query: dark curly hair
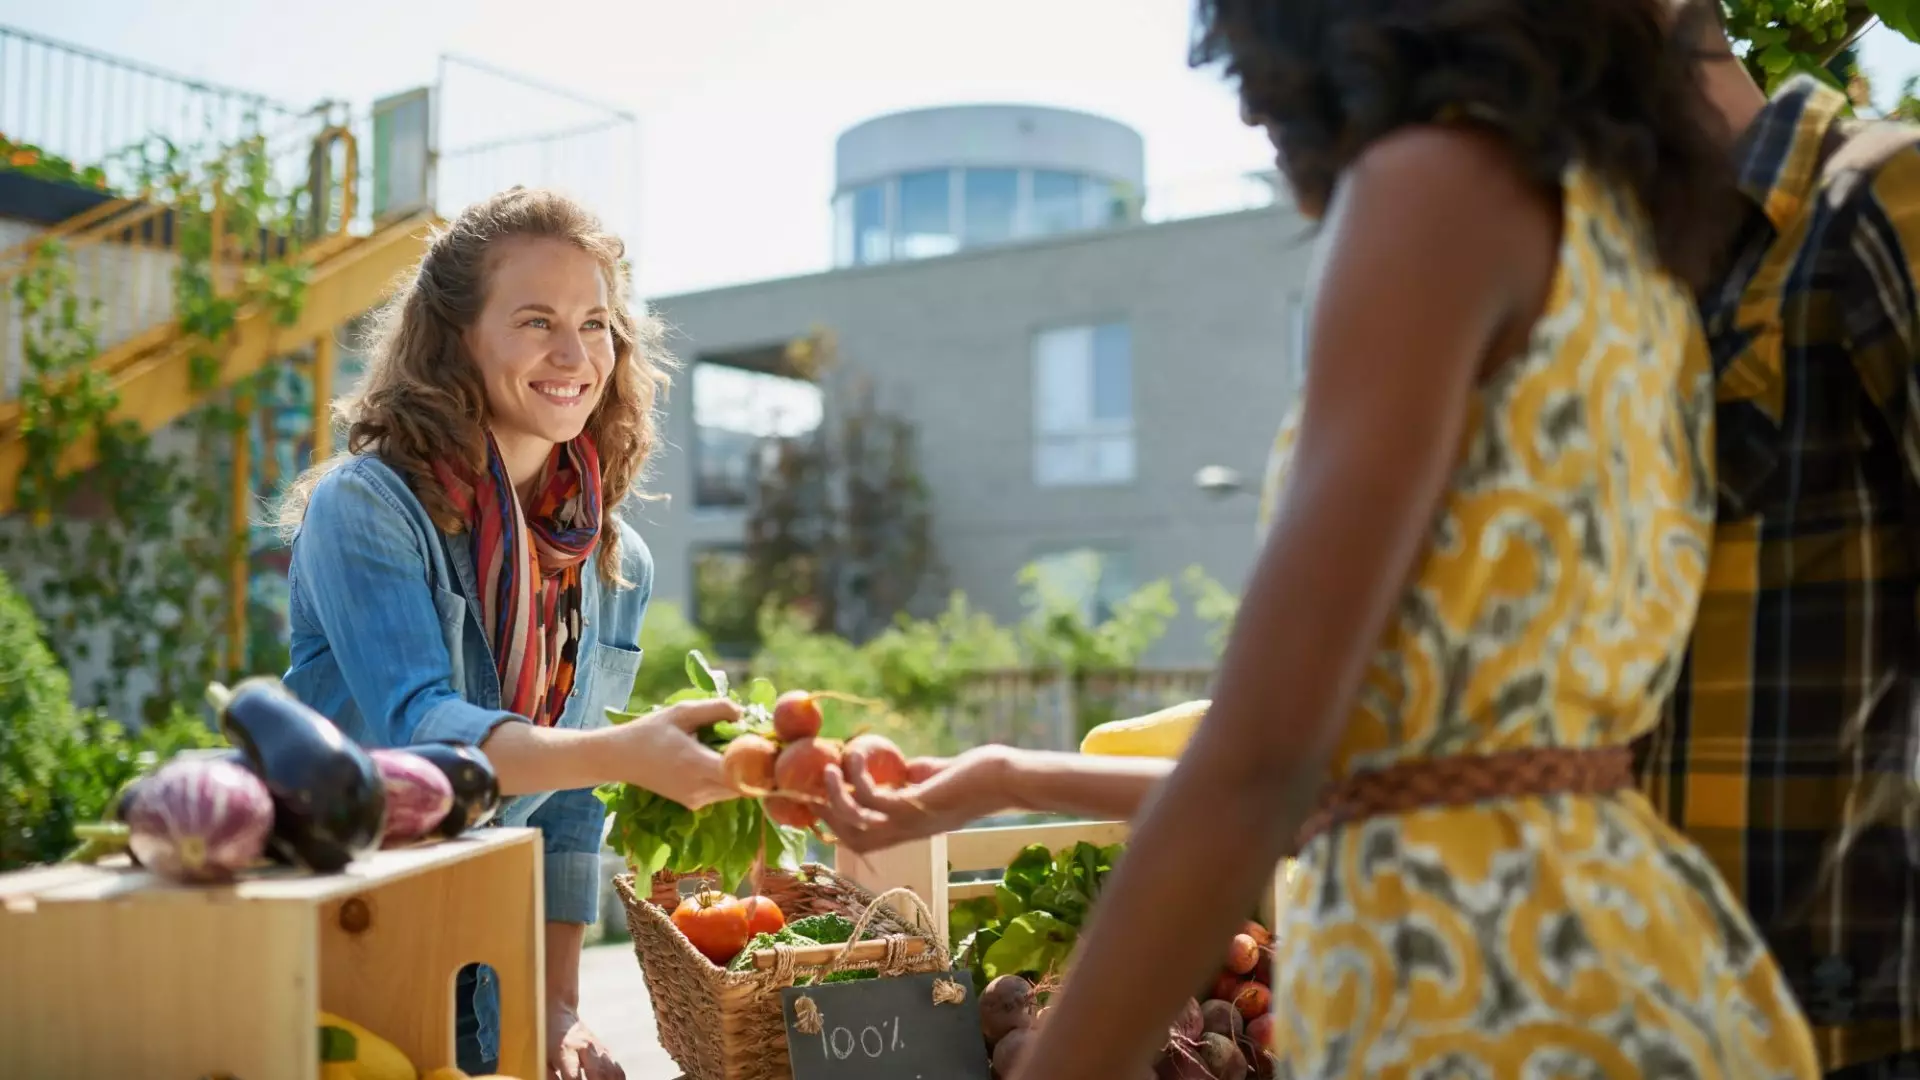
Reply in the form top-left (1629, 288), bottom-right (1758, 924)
top-left (1192, 0), bottom-right (1737, 287)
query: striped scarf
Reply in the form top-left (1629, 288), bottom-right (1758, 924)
top-left (433, 433), bottom-right (603, 726)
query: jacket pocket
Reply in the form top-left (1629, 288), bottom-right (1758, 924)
top-left (567, 643), bottom-right (642, 730)
top-left (433, 586), bottom-right (470, 688)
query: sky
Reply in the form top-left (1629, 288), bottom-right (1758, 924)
top-left (6, 1), bottom-right (1920, 299)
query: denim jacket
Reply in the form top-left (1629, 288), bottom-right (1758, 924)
top-left (284, 453), bottom-right (650, 1069)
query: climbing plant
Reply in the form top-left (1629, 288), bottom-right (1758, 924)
top-left (2, 131), bottom-right (312, 724)
top-left (1723, 1), bottom-right (1920, 92)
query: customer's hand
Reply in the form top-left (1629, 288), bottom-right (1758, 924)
top-left (819, 744), bottom-right (1016, 853)
top-left (605, 697), bottom-right (742, 810)
top-left (548, 1000), bottom-right (624, 1080)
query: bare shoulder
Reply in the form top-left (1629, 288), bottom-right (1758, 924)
top-left (1324, 125), bottom-right (1561, 344)
top-left (1338, 125), bottom-right (1557, 247)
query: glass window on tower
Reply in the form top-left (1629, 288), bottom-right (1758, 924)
top-left (963, 168), bottom-right (1019, 246)
top-left (896, 169), bottom-right (957, 259)
top-left (1031, 170), bottom-right (1087, 236)
top-left (852, 183), bottom-right (888, 266)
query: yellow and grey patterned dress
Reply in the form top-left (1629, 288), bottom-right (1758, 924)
top-left (1259, 165), bottom-right (1820, 1078)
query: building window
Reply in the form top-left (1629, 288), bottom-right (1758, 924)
top-left (1033, 321), bottom-right (1134, 487)
top-left (692, 360), bottom-right (824, 509)
top-left (896, 169), bottom-right (957, 259)
top-left (1028, 545), bottom-right (1135, 625)
top-left (852, 183), bottom-right (888, 266)
top-left (1031, 170), bottom-right (1087, 236)
top-left (963, 168), bottom-right (1018, 246)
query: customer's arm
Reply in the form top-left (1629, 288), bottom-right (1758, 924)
top-left (820, 747), bottom-right (1173, 852)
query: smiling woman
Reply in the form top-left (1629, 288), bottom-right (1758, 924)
top-left (271, 188), bottom-right (744, 1080)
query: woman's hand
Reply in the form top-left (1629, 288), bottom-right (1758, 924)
top-left (603, 697), bottom-right (742, 810)
top-left (819, 745), bottom-right (1015, 853)
top-left (548, 1000), bottom-right (624, 1080)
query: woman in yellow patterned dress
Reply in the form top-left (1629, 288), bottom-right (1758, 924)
top-left (983, 1), bottom-right (1824, 1077)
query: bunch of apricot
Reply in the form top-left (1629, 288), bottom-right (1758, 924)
top-left (721, 691), bottom-right (910, 830)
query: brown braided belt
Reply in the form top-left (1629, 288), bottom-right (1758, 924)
top-left (1292, 744), bottom-right (1635, 852)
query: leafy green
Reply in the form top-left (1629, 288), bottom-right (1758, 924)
top-left (787, 913), bottom-right (858, 944)
top-left (727, 927), bottom-right (822, 972)
top-left (596, 650), bottom-right (808, 891)
top-left (722, 913), bottom-right (877, 983)
top-left (983, 911), bottom-right (1079, 982)
top-left (954, 840), bottom-right (1124, 987)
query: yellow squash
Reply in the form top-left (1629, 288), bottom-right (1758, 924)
top-left (1078, 698), bottom-right (1211, 759)
top-left (318, 1010), bottom-right (417, 1080)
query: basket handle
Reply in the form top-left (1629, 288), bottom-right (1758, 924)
top-left (824, 886), bottom-right (949, 975)
top-left (750, 885), bottom-right (951, 978)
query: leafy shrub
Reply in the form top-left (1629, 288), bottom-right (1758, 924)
top-left (0, 568), bottom-right (223, 871)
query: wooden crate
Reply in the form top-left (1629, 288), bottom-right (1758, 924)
top-left (0, 827), bottom-right (545, 1080)
top-left (836, 819), bottom-right (1288, 947)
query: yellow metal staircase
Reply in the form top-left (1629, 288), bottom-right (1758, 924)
top-left (0, 206), bottom-right (435, 513)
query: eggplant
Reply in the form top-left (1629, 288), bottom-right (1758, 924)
top-left (368, 748), bottom-right (455, 846)
top-left (406, 742), bottom-right (503, 837)
top-left (208, 676), bottom-right (386, 872)
top-left (123, 756), bottom-right (275, 884)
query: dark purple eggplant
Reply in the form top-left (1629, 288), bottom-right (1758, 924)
top-left (208, 676), bottom-right (386, 872)
top-left (407, 742), bottom-right (503, 837)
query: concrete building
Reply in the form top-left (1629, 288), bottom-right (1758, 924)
top-left (633, 104), bottom-right (1317, 664)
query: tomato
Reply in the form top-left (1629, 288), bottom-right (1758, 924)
top-left (741, 895), bottom-right (786, 937)
top-left (671, 890), bottom-right (751, 965)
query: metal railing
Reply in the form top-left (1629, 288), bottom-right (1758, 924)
top-left (432, 52), bottom-right (641, 243)
top-left (0, 109), bottom-right (363, 402)
top-left (0, 26), bottom-right (309, 192)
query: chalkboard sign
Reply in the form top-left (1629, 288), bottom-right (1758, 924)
top-left (780, 970), bottom-right (991, 1080)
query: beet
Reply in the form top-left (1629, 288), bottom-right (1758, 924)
top-left (843, 733), bottom-right (910, 788)
top-left (1172, 997), bottom-right (1205, 1042)
top-left (991, 1028), bottom-right (1030, 1078)
top-left (1225, 933), bottom-right (1259, 975)
top-left (1233, 981), bottom-right (1271, 1022)
top-left (1202, 998), bottom-right (1243, 1041)
top-left (772, 691), bottom-right (823, 741)
top-left (124, 756), bottom-right (274, 884)
top-left (1156, 1037), bottom-right (1216, 1080)
top-left (211, 676), bottom-right (386, 871)
top-left (1244, 1014), bottom-right (1277, 1077)
top-left (369, 749), bottom-right (455, 846)
top-left (722, 734), bottom-right (779, 794)
top-left (980, 975), bottom-right (1035, 1046)
top-left (773, 736), bottom-right (842, 798)
top-left (406, 742), bottom-right (501, 836)
top-left (1197, 1032), bottom-right (1249, 1080)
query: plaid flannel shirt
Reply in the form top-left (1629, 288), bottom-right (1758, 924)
top-left (1639, 76), bottom-right (1920, 1072)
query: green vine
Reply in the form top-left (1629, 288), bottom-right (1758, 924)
top-left (2, 132), bottom-right (311, 724)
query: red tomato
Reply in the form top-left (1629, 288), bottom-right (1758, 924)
top-left (741, 896), bottom-right (787, 937)
top-left (671, 891), bottom-right (751, 965)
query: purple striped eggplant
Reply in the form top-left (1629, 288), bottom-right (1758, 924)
top-left (123, 756), bottom-right (274, 883)
top-left (369, 748), bottom-right (456, 846)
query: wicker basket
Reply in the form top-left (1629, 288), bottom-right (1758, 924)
top-left (616, 864), bottom-right (954, 1080)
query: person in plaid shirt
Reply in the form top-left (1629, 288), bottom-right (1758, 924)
top-left (1640, 17), bottom-right (1920, 1079)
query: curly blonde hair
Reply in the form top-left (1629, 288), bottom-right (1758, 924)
top-left (278, 187), bottom-right (674, 585)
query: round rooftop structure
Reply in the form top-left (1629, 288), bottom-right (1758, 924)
top-left (832, 104), bottom-right (1147, 268)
